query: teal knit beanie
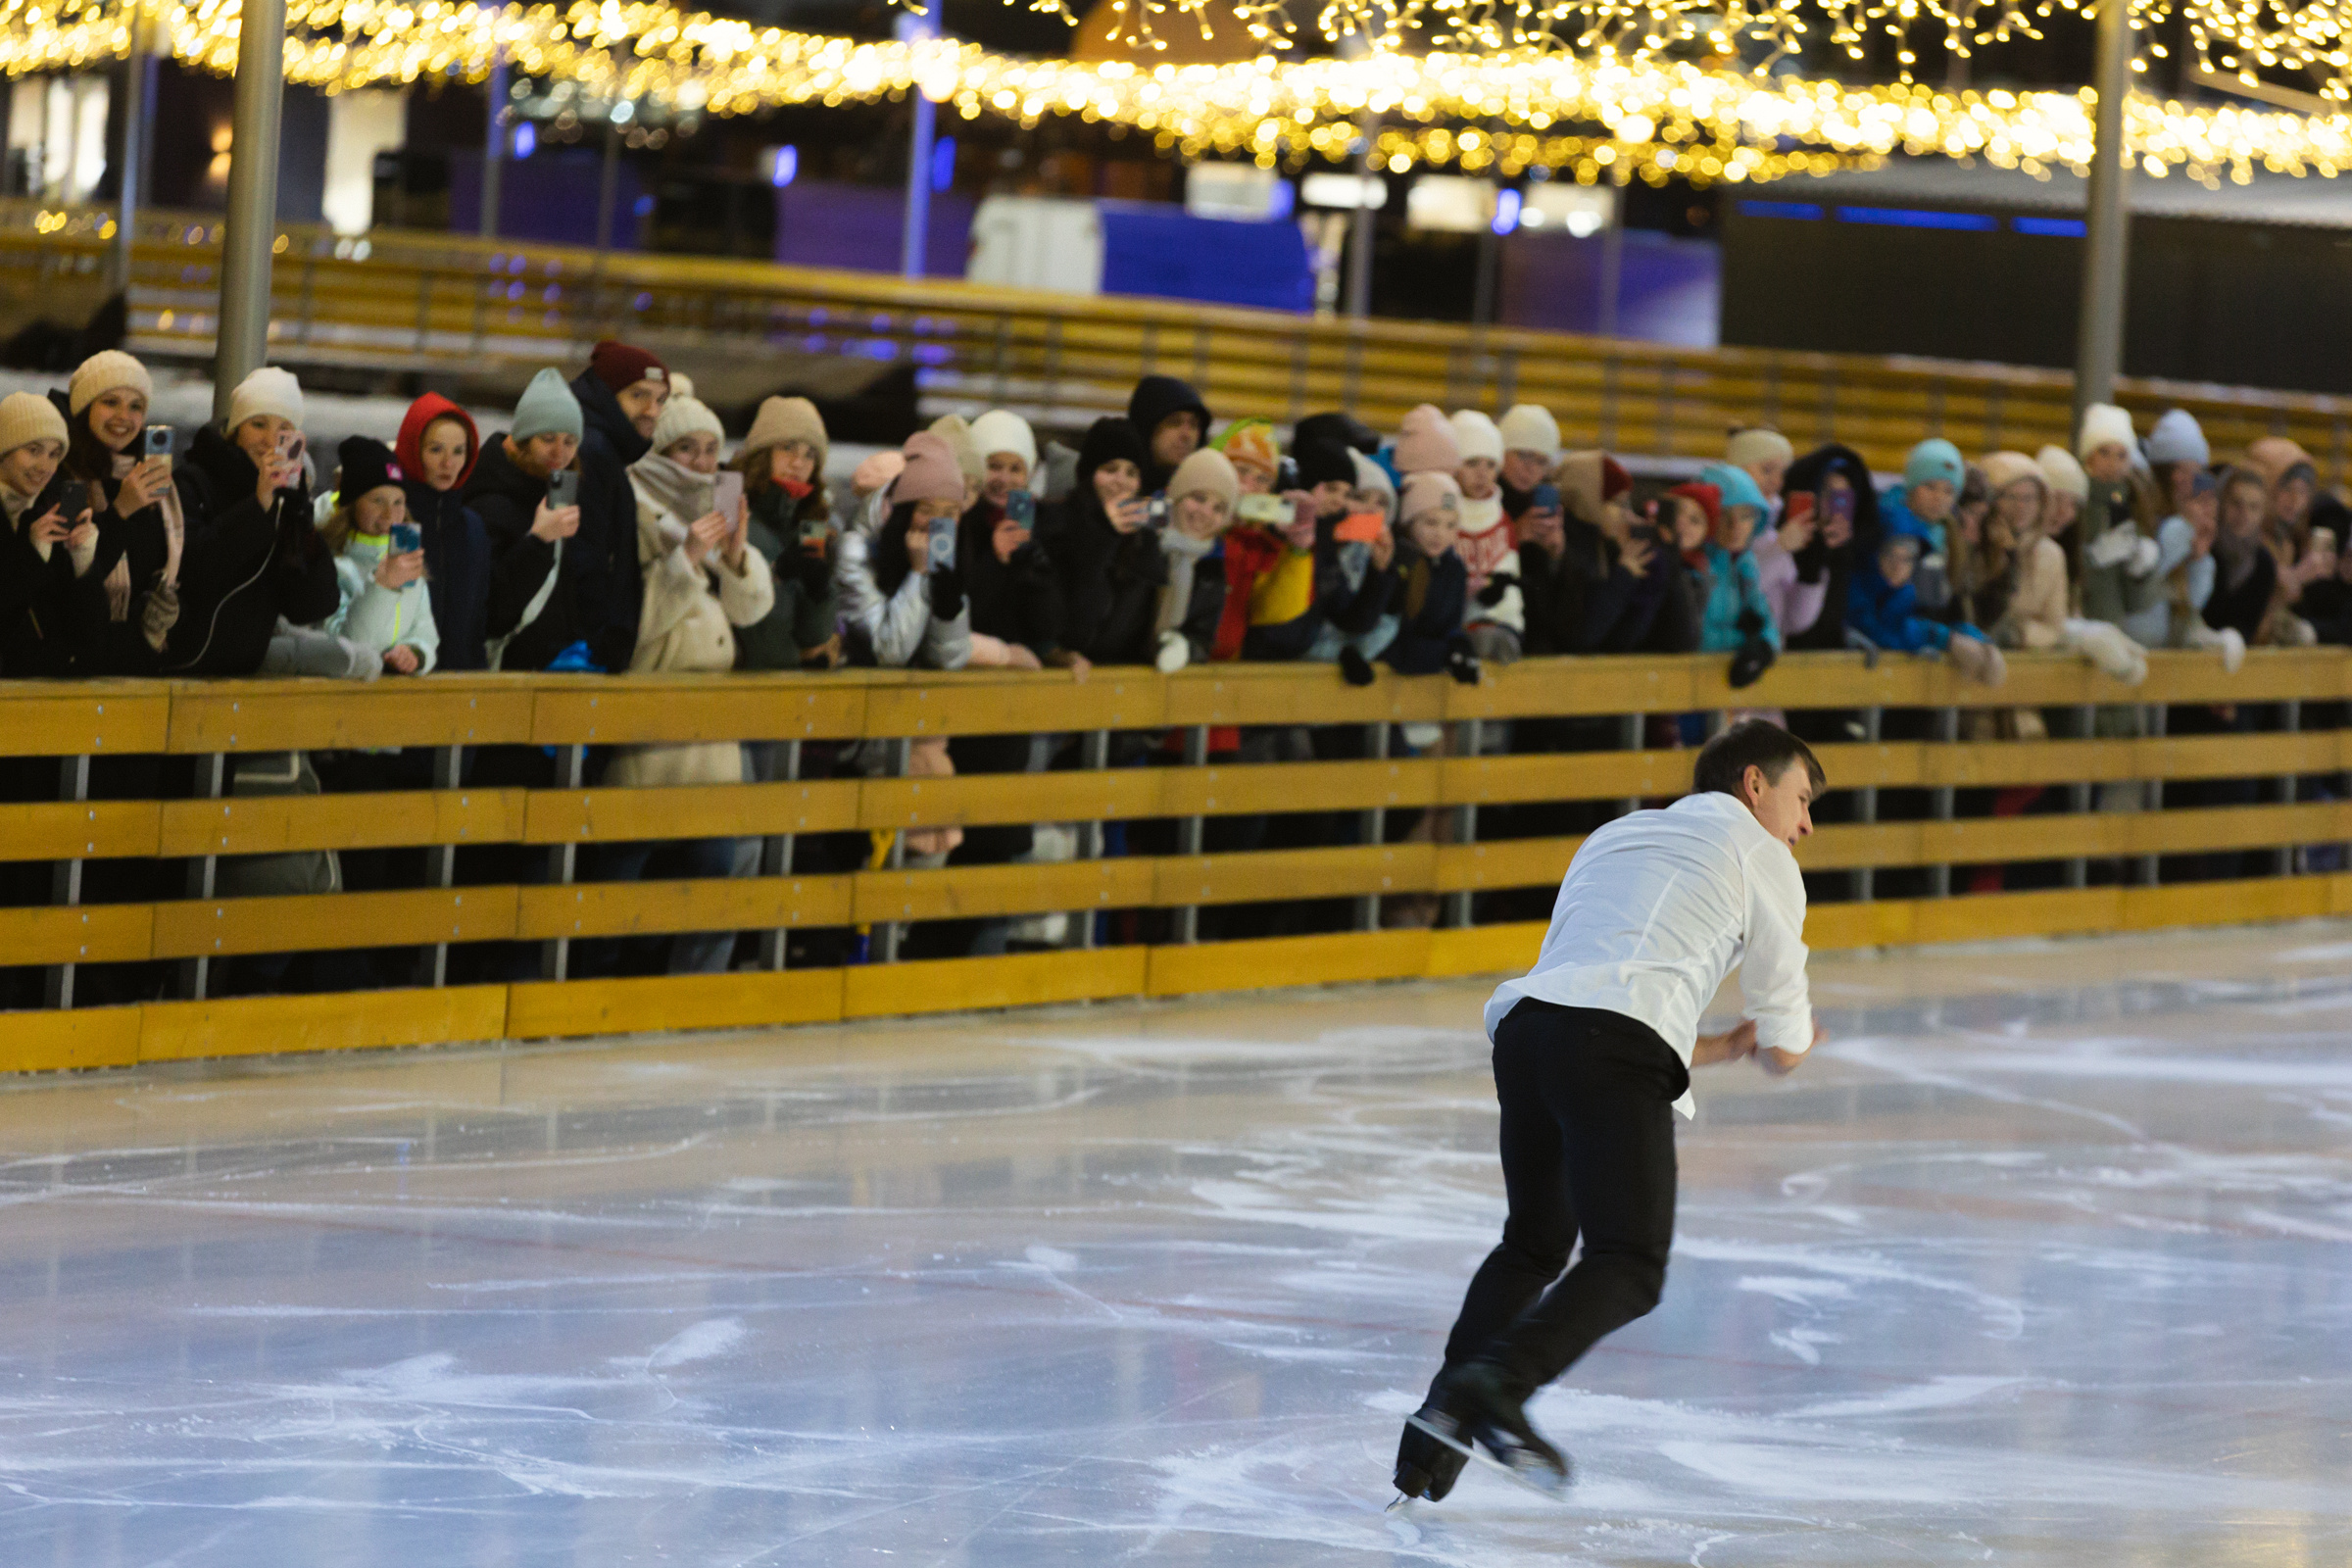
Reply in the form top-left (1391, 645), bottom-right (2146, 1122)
top-left (1904, 437), bottom-right (1965, 492)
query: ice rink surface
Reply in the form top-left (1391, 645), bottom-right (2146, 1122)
top-left (4, 925), bottom-right (2351, 1566)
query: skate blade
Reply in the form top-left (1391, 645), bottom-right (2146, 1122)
top-left (1403, 1413), bottom-right (1571, 1502)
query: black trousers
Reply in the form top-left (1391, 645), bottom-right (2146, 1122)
top-left (1440, 999), bottom-right (1689, 1394)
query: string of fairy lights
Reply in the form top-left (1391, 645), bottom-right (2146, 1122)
top-left (1, 0), bottom-right (2351, 188)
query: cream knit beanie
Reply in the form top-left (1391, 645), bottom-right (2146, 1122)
top-left (226, 366), bottom-right (304, 431)
top-left (68, 349), bottom-right (152, 416)
top-left (2077, 402), bottom-right (2135, 461)
top-left (968, 409), bottom-right (1038, 470)
top-left (651, 395), bottom-right (723, 455)
top-left (742, 396), bottom-right (828, 469)
top-left (1448, 409), bottom-right (1504, 465)
top-left (1496, 403), bottom-right (1561, 461)
top-left (0, 391), bottom-right (68, 458)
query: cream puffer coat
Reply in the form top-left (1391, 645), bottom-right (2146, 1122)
top-left (604, 483), bottom-right (776, 789)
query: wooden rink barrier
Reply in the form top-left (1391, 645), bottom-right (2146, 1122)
top-left (2, 648), bottom-right (2350, 1074)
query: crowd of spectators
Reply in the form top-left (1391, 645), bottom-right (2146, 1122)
top-left (2, 340), bottom-right (2346, 994)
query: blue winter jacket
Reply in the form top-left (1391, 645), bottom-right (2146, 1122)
top-left (1846, 556), bottom-right (1953, 654)
top-left (1692, 541), bottom-right (1780, 653)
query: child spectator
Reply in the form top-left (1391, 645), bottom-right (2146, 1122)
top-left (2144, 409), bottom-right (2210, 514)
top-left (1848, 526), bottom-right (2007, 686)
top-left (731, 396), bottom-right (841, 673)
top-left (1690, 463), bottom-right (1780, 659)
top-left (2204, 467), bottom-right (2278, 650)
top-left (1152, 447), bottom-right (1239, 671)
top-left (393, 394), bottom-right (491, 671)
top-left (1881, 437), bottom-right (1965, 611)
top-left (1497, 404), bottom-right (1562, 520)
top-left (1726, 426), bottom-right (1794, 510)
top-left (1450, 409), bottom-right (1521, 661)
top-left (1385, 471), bottom-right (1479, 684)
top-left (321, 436), bottom-right (436, 675)
top-left (1776, 443), bottom-right (1877, 652)
top-left (836, 431), bottom-right (971, 669)
top-left (1215, 418), bottom-right (1281, 496)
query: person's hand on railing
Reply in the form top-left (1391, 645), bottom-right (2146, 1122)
top-left (383, 645), bottom-right (421, 675)
top-left (530, 500), bottom-right (580, 543)
top-left (798, 632), bottom-right (844, 670)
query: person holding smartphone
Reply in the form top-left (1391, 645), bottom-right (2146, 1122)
top-left (0, 392), bottom-right (95, 676)
top-left (729, 395), bottom-right (842, 675)
top-left (164, 367), bottom-right (340, 676)
top-left (1038, 416), bottom-right (1167, 672)
top-left (321, 436), bottom-right (437, 676)
top-left (51, 350), bottom-right (188, 672)
top-left (834, 431), bottom-right (970, 670)
top-left (464, 368), bottom-right (603, 672)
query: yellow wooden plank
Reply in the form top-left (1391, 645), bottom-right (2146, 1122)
top-left (862, 672), bottom-right (1168, 737)
top-left (1444, 752), bottom-right (1689, 806)
top-left (521, 781), bottom-right (861, 844)
top-left (858, 769), bottom-right (1162, 830)
top-left (0, 1005), bottom-right (143, 1072)
top-left (506, 969), bottom-right (845, 1039)
top-left (138, 984), bottom-right (512, 1062)
top-left (166, 679), bottom-right (536, 752)
top-left (1437, 837), bottom-right (1584, 892)
top-left (1428, 921), bottom-right (1544, 978)
top-left (2119, 875), bottom-right (2334, 931)
top-left (841, 946), bottom-right (1149, 1018)
top-left (1154, 759), bottom-right (1442, 815)
top-left (1152, 844), bottom-right (1437, 906)
top-left (1804, 900), bottom-right (1927, 951)
top-left (0, 683), bottom-right (172, 755)
top-left (1145, 929), bottom-right (1433, 997)
top-left (1162, 664), bottom-right (1446, 726)
top-left (853, 859), bottom-right (1155, 923)
top-left (515, 875), bottom-right (854, 940)
top-left (155, 789), bottom-right (523, 857)
top-left (150, 887), bottom-right (518, 959)
top-left (0, 905), bottom-right (154, 965)
top-left (1908, 887), bottom-right (2125, 945)
top-left (529, 677), bottom-right (869, 745)
top-left (0, 800), bottom-right (160, 861)
top-left (1446, 656), bottom-right (1700, 721)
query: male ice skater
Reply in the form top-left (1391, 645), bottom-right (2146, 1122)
top-left (1396, 718), bottom-right (1826, 1498)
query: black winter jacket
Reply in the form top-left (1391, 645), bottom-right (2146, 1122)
top-left (161, 424), bottom-right (339, 675)
top-left (403, 478), bottom-right (493, 672)
top-left (466, 434), bottom-right (625, 672)
top-left (1041, 497), bottom-right (1161, 664)
top-left (1384, 542), bottom-right (1469, 675)
top-left (1520, 515), bottom-right (1667, 656)
top-left (570, 370), bottom-right (652, 666)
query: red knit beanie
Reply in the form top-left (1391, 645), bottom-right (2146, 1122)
top-left (589, 340), bottom-right (667, 394)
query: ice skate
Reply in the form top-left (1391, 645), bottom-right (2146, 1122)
top-left (1392, 1396), bottom-right (1471, 1503)
top-left (1408, 1361), bottom-right (1573, 1499)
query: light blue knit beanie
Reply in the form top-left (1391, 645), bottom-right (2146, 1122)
top-left (511, 368), bottom-right (583, 443)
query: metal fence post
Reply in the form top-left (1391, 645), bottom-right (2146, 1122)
top-left (541, 744), bottom-right (587, 982)
top-left (1175, 724), bottom-right (1208, 945)
top-left (1355, 721), bottom-right (1388, 932)
top-left (1929, 707), bottom-right (1957, 898)
top-left (2277, 699), bottom-right (2301, 878)
top-left (2137, 703), bottom-right (2167, 887)
top-left (759, 738), bottom-right (802, 971)
top-left (425, 743), bottom-right (463, 989)
top-left (44, 755), bottom-right (92, 1010)
top-left (2066, 704), bottom-right (2094, 888)
top-left (180, 754), bottom-right (227, 1000)
top-left (1077, 728), bottom-right (1109, 950)
top-left (1445, 718), bottom-right (1482, 928)
top-left (875, 736), bottom-right (911, 963)
top-left (1855, 705), bottom-right (1883, 903)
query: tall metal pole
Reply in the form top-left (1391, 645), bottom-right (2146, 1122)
top-left (2074, 0), bottom-right (2134, 428)
top-left (213, 0), bottom-right (287, 422)
top-left (1345, 114), bottom-right (1376, 318)
top-left (897, 13), bottom-right (936, 280)
top-left (480, 45), bottom-right (507, 239)
top-left (111, 1), bottom-right (148, 292)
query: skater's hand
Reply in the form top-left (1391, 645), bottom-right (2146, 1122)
top-left (1690, 1019), bottom-right (1757, 1066)
top-left (1759, 1020), bottom-right (1827, 1077)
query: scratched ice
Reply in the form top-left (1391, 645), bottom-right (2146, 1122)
top-left (2, 922), bottom-right (2350, 1565)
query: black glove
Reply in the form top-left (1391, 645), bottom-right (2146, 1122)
top-left (1728, 635), bottom-right (1777, 689)
top-left (929, 565), bottom-right (965, 622)
top-left (1446, 633), bottom-right (1482, 686)
top-left (1475, 569), bottom-right (1519, 609)
top-left (1339, 645), bottom-right (1377, 687)
top-left (793, 536), bottom-right (835, 591)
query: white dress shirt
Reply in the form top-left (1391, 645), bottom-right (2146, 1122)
top-left (1485, 790), bottom-right (1815, 1118)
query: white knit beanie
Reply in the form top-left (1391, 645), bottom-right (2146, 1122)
top-left (68, 349), bottom-right (152, 416)
top-left (1496, 403), bottom-right (1561, 461)
top-left (2036, 443), bottom-right (2089, 502)
top-left (1448, 409), bottom-right (1504, 465)
top-left (2076, 402), bottom-right (2135, 461)
top-left (651, 394), bottom-right (723, 455)
top-left (968, 409), bottom-right (1038, 470)
top-left (1725, 426), bottom-right (1794, 469)
top-left (0, 391), bottom-right (68, 458)
top-left (227, 366), bottom-right (304, 431)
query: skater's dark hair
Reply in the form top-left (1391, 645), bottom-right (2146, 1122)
top-left (1693, 719), bottom-right (1826, 800)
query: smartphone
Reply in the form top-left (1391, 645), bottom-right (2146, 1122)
top-left (712, 469), bottom-right (744, 520)
top-left (2312, 526), bottom-right (2337, 555)
top-left (143, 424), bottom-right (173, 460)
top-left (390, 521), bottom-right (422, 555)
top-left (1827, 488), bottom-right (1856, 523)
top-left (1334, 511), bottom-right (1386, 545)
top-left (1235, 492), bottom-right (1289, 526)
top-left (1004, 490), bottom-right (1036, 528)
top-left (546, 469), bottom-right (578, 510)
top-left (926, 513), bottom-right (957, 573)
top-left (1530, 482), bottom-right (1561, 514)
top-left (56, 480), bottom-right (89, 519)
top-left (1782, 491), bottom-right (1815, 523)
top-left (798, 514), bottom-right (831, 546)
top-left (1147, 496), bottom-right (1171, 528)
